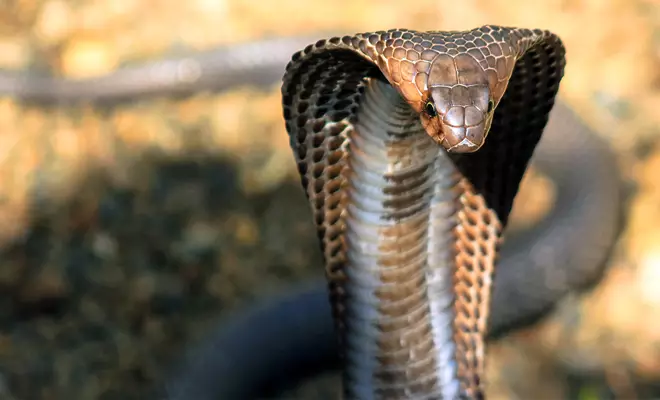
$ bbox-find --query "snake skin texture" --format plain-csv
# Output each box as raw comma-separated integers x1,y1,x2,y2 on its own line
0,30,621,400
281,26,565,398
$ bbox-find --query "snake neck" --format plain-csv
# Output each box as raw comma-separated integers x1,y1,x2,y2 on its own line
341,78,462,399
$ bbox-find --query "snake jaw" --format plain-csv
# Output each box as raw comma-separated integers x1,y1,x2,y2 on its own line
447,137,480,153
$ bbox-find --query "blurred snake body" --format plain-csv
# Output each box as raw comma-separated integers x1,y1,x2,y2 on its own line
0,27,621,400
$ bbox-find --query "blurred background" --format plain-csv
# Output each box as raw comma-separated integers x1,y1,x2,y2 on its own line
0,0,658,399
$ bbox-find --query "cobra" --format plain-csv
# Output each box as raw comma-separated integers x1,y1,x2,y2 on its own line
281,25,570,399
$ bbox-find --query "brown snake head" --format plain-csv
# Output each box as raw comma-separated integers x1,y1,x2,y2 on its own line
368,28,523,154
419,54,498,153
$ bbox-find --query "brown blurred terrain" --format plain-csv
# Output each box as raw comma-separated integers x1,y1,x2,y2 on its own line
0,0,658,399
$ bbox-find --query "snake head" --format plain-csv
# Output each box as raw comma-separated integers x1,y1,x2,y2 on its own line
416,54,498,153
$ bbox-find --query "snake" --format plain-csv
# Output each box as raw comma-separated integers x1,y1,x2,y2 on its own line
0,26,621,399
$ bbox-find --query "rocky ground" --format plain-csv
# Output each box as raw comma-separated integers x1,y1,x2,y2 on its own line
0,0,658,399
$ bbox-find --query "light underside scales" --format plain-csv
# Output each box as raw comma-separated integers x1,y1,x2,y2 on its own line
343,79,460,399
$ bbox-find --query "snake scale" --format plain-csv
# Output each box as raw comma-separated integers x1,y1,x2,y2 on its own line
0,26,620,400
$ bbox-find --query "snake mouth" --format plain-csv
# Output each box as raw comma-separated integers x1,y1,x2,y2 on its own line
422,113,486,153
440,123,487,153
424,126,482,153
447,137,480,153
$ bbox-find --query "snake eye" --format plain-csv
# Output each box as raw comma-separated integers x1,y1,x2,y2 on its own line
487,100,495,113
424,101,437,118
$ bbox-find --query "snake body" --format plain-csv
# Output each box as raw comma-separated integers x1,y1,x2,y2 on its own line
0,28,621,400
